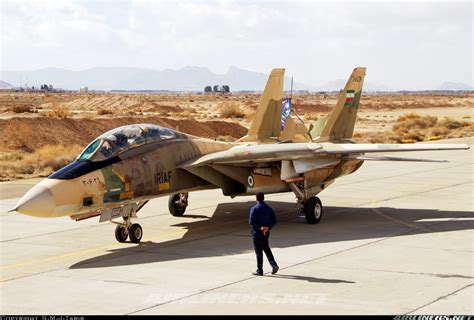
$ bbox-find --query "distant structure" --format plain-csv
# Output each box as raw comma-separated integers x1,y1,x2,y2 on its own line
79,86,89,93
40,84,53,91
210,85,230,93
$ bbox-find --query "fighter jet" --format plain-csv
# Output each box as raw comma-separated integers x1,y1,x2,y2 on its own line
13,67,469,243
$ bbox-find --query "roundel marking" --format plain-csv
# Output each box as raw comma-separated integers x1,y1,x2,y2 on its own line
247,174,255,188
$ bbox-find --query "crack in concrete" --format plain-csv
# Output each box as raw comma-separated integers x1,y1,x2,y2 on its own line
406,282,473,314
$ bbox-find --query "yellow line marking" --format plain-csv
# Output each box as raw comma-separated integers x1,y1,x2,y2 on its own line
0,209,294,282
0,213,268,279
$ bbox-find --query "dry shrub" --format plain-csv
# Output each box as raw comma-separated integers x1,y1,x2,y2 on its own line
354,113,474,143
393,113,437,133
12,105,33,113
219,102,245,119
46,102,71,118
180,110,192,118
3,122,33,151
244,99,258,110
97,108,113,115
437,118,469,130
15,144,83,176
403,131,424,142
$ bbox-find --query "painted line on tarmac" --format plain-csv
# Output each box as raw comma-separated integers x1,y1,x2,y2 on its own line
0,210,294,282
336,161,473,187
2,180,471,281
371,207,431,231
127,210,474,314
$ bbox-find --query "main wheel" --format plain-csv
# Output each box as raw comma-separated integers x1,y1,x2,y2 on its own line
168,194,187,216
129,223,143,243
304,196,323,224
115,225,128,242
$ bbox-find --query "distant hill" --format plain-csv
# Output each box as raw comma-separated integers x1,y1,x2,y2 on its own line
437,82,473,91
314,78,391,92
0,66,308,92
0,80,13,89
2,67,470,92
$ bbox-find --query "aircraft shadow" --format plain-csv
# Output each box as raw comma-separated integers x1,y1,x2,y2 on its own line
70,200,474,270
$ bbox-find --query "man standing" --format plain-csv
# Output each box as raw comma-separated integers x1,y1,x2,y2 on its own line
249,192,279,276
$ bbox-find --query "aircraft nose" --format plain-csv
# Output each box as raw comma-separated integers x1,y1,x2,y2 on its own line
15,185,56,217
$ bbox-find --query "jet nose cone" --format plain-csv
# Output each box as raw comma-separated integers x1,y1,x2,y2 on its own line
15,185,55,217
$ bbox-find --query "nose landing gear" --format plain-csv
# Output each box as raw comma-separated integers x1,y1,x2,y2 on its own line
110,201,148,243
114,216,143,243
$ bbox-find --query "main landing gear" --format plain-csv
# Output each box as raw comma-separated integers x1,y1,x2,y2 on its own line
299,196,323,224
289,182,324,224
168,192,188,216
114,217,143,243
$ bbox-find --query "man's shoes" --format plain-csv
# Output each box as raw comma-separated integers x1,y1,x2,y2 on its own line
252,270,263,276
271,265,279,274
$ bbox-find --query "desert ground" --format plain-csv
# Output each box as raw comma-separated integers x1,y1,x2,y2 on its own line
0,91,472,181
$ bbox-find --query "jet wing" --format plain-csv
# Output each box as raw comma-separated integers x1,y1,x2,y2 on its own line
181,142,469,167
180,143,323,166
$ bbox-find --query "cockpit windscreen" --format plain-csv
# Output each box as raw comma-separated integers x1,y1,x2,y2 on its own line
77,124,177,161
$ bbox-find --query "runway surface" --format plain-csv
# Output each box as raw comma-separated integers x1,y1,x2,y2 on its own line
1,137,473,314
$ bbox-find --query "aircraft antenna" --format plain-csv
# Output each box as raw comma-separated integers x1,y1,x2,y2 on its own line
289,76,305,125
290,76,293,99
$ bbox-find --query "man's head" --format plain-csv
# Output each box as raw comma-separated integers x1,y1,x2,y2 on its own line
256,192,264,202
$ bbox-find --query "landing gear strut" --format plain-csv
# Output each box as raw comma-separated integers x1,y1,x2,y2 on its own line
290,182,323,224
112,201,148,243
114,216,143,243
168,192,188,216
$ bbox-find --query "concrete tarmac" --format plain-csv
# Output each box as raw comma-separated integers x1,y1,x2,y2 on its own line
0,137,473,315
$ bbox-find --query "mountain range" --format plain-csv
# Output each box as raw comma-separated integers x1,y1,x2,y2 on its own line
1,66,471,92
0,80,13,90
0,66,306,92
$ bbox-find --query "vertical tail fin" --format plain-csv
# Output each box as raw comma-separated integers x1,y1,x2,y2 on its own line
240,68,285,142
318,67,366,140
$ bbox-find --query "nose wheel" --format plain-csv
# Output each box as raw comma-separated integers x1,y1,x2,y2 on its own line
129,223,143,243
115,225,129,242
114,217,143,243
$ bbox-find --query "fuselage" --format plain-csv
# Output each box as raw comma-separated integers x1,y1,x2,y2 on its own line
14,124,363,218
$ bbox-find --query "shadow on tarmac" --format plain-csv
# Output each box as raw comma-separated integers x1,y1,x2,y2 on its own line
70,200,474,270
269,274,355,283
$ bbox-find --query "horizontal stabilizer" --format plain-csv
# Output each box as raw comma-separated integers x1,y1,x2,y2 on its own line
344,155,448,162
321,143,470,154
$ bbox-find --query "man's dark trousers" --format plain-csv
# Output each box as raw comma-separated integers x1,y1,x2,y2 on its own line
252,230,277,273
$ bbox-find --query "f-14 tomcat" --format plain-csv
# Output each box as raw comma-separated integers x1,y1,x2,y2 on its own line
13,67,469,243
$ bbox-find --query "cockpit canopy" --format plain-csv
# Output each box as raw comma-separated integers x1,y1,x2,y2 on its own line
78,124,178,162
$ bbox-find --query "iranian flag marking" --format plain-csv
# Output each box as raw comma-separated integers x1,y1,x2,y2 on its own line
346,90,355,102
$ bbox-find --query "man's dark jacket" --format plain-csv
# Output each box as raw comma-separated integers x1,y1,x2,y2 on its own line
249,201,277,235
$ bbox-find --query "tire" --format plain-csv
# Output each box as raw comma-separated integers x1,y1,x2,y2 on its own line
115,225,128,242
304,196,323,224
129,223,143,243
168,194,187,216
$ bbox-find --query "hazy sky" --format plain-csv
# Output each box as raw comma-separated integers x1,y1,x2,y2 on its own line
1,0,472,89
